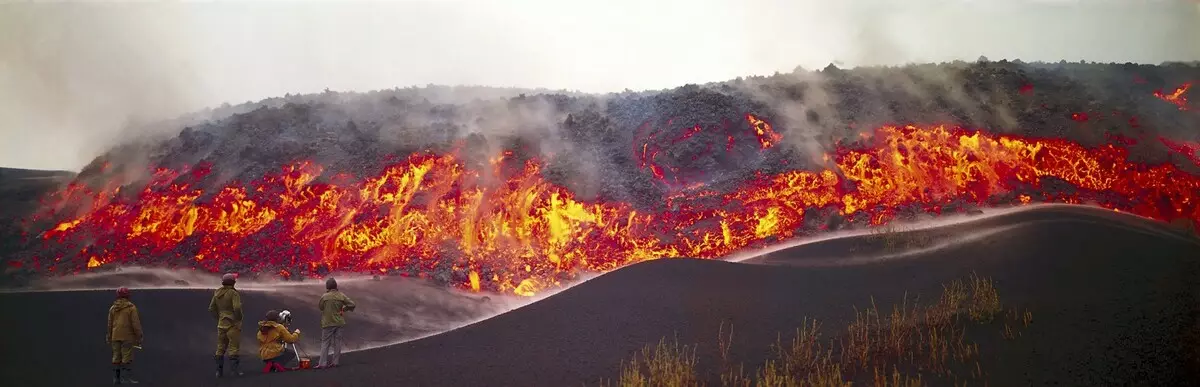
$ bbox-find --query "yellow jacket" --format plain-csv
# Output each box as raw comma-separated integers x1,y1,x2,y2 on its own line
107,298,143,343
256,320,300,360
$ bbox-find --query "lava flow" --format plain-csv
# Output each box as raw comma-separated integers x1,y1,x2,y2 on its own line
28,119,1200,296
634,114,782,188
1155,82,1192,111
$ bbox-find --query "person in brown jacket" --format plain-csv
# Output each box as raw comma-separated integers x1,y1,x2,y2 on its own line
316,277,356,369
107,287,142,385
208,273,244,377
256,310,302,369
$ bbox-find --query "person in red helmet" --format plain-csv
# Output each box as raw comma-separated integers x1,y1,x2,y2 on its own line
208,273,244,377
107,287,142,385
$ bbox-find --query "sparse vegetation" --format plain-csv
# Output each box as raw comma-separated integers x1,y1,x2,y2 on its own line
605,336,700,387
868,224,934,253
605,275,1029,386
967,273,1001,322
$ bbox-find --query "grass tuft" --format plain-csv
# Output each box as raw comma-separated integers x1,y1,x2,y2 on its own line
967,273,1001,322
613,336,700,387
869,224,934,252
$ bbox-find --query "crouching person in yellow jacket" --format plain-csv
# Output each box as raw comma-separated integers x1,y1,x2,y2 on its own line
257,310,302,369
107,287,142,385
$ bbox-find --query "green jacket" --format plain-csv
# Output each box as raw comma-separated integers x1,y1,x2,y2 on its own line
107,298,143,343
208,285,243,328
319,290,356,328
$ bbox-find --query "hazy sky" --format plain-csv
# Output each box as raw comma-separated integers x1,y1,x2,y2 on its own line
1,0,1197,171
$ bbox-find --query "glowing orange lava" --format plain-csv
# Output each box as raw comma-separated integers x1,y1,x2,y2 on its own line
1155,82,1192,110
29,119,1200,296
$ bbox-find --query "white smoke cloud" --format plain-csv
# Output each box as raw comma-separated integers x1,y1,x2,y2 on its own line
1,0,1196,171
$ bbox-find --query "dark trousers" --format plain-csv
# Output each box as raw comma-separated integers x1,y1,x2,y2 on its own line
267,347,298,368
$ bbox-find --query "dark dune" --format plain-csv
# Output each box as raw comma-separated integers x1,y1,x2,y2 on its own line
743,204,1200,267
3,204,1199,386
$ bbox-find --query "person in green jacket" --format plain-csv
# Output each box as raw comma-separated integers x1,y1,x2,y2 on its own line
107,287,142,385
315,277,356,369
208,273,244,377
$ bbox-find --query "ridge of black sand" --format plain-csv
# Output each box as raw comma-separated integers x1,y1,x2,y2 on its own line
4,205,1200,386
743,204,1200,267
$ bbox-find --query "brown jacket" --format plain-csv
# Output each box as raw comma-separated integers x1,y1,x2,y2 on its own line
107,298,143,344
319,290,356,328
208,285,243,328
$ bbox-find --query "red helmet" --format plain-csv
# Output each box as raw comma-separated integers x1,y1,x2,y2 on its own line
116,287,131,298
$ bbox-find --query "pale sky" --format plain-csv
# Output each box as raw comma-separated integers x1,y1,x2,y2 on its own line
1,0,1198,171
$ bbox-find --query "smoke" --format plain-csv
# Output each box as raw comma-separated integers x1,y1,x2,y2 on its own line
255,275,526,352
720,0,1200,164
5,266,545,353
4,0,1196,172
0,3,215,172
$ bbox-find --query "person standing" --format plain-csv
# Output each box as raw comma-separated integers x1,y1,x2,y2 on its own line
107,287,142,385
316,277,356,369
208,273,244,377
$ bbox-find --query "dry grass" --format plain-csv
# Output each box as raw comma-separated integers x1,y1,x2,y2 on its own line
608,336,701,387
967,273,1001,322
872,367,923,387
606,274,1032,387
869,224,934,252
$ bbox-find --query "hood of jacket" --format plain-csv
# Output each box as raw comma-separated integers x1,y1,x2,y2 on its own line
258,320,283,332
111,298,133,311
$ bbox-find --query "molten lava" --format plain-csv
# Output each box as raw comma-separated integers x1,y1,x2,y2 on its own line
1154,82,1192,110
29,118,1200,296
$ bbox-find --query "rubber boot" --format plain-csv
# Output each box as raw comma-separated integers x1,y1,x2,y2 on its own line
120,365,139,384
214,355,224,377
229,355,245,377
112,367,121,385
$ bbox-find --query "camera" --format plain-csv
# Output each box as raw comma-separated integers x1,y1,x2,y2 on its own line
279,310,293,325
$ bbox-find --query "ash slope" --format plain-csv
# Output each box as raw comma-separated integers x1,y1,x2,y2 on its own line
4,205,1195,386
0,275,507,387
0,167,74,226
